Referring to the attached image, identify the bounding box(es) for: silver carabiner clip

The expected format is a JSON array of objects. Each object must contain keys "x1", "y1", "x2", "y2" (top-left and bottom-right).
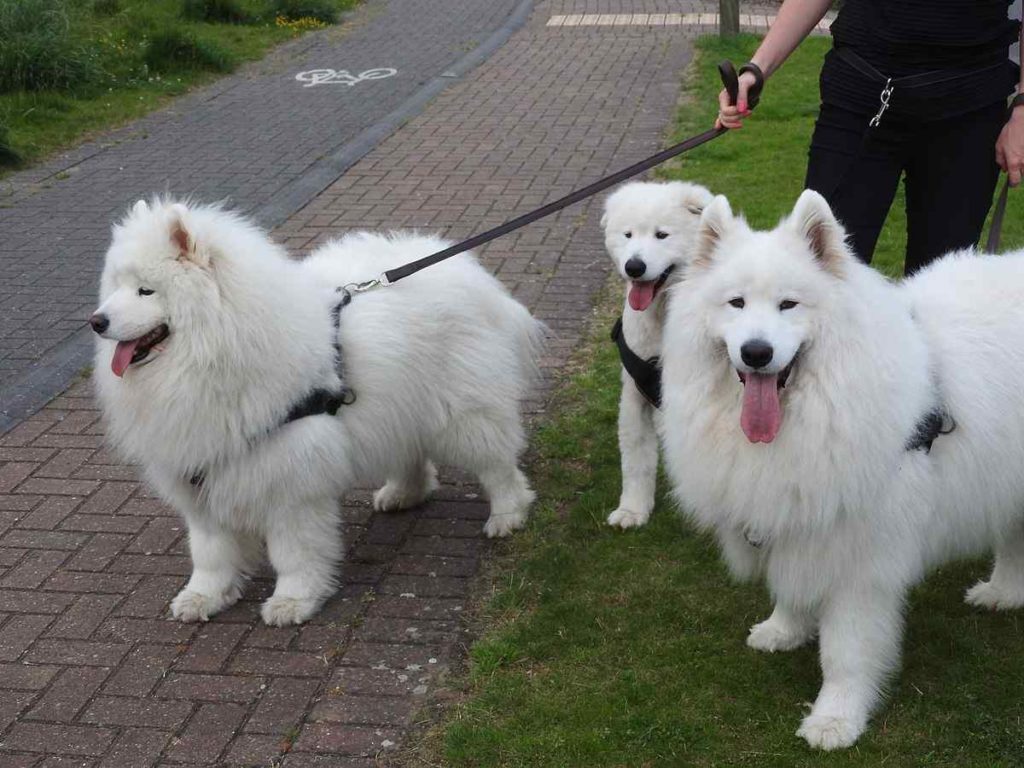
[
  {"x1": 869, "y1": 78, "x2": 893, "y2": 128},
  {"x1": 342, "y1": 273, "x2": 390, "y2": 294}
]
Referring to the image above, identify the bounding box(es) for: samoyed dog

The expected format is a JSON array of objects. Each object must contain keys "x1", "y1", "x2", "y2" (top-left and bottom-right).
[
  {"x1": 659, "y1": 189, "x2": 1024, "y2": 749},
  {"x1": 602, "y1": 181, "x2": 713, "y2": 528},
  {"x1": 92, "y1": 199, "x2": 543, "y2": 626}
]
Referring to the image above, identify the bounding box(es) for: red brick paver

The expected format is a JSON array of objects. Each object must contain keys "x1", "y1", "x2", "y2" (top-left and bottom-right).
[{"x1": 0, "y1": 0, "x2": 708, "y2": 764}]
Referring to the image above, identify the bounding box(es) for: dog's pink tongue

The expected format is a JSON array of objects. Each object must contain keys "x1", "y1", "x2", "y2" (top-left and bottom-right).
[
  {"x1": 628, "y1": 281, "x2": 657, "y2": 311},
  {"x1": 740, "y1": 373, "x2": 781, "y2": 443},
  {"x1": 111, "y1": 340, "x2": 140, "y2": 378}
]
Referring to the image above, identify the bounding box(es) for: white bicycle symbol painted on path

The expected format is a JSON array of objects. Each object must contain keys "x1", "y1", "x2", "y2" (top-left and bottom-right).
[{"x1": 295, "y1": 68, "x2": 398, "y2": 88}]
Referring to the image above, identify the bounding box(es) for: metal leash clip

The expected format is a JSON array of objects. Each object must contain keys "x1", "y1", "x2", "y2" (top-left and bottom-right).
[
  {"x1": 343, "y1": 274, "x2": 390, "y2": 294},
  {"x1": 869, "y1": 77, "x2": 893, "y2": 128}
]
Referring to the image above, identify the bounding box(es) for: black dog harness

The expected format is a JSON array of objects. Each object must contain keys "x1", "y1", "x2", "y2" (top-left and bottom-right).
[
  {"x1": 610, "y1": 317, "x2": 661, "y2": 408},
  {"x1": 905, "y1": 408, "x2": 955, "y2": 453},
  {"x1": 189, "y1": 288, "x2": 356, "y2": 488},
  {"x1": 282, "y1": 288, "x2": 356, "y2": 423}
]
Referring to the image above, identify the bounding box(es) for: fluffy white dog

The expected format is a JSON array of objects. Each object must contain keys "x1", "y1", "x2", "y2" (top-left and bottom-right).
[
  {"x1": 659, "y1": 189, "x2": 1024, "y2": 749},
  {"x1": 92, "y1": 199, "x2": 543, "y2": 626},
  {"x1": 601, "y1": 181, "x2": 713, "y2": 529}
]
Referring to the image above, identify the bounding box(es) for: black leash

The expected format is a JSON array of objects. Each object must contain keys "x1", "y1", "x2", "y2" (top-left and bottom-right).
[
  {"x1": 382, "y1": 127, "x2": 725, "y2": 284},
  {"x1": 340, "y1": 61, "x2": 761, "y2": 293},
  {"x1": 985, "y1": 175, "x2": 1012, "y2": 253}
]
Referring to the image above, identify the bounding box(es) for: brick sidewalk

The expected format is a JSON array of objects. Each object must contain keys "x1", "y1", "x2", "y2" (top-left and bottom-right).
[{"x1": 0, "y1": 0, "x2": 712, "y2": 764}]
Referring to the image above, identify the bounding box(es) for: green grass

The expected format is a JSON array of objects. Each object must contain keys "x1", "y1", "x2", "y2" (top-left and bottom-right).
[
  {"x1": 0, "y1": 0, "x2": 101, "y2": 93},
  {"x1": 0, "y1": 0, "x2": 355, "y2": 171},
  {"x1": 143, "y1": 28, "x2": 235, "y2": 73},
  {"x1": 268, "y1": 0, "x2": 344, "y2": 24},
  {"x1": 0, "y1": 118, "x2": 19, "y2": 167},
  {"x1": 181, "y1": 0, "x2": 256, "y2": 24},
  {"x1": 429, "y1": 37, "x2": 1024, "y2": 768}
]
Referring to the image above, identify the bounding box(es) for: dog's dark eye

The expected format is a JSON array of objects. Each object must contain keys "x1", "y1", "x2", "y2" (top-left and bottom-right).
[
  {"x1": 138, "y1": 287, "x2": 154, "y2": 296},
  {"x1": 728, "y1": 297, "x2": 745, "y2": 309},
  {"x1": 779, "y1": 299, "x2": 798, "y2": 311},
  {"x1": 624, "y1": 232, "x2": 632, "y2": 239},
  {"x1": 655, "y1": 231, "x2": 669, "y2": 240}
]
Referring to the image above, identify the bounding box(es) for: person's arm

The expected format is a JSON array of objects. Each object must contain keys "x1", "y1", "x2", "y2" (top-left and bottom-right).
[
  {"x1": 996, "y1": 21, "x2": 1024, "y2": 186},
  {"x1": 717, "y1": 0, "x2": 833, "y2": 129}
]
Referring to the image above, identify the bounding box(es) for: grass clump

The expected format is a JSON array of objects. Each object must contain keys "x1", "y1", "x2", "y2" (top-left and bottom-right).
[
  {"x1": 181, "y1": 0, "x2": 254, "y2": 24},
  {"x1": 0, "y1": 118, "x2": 20, "y2": 167},
  {"x1": 143, "y1": 28, "x2": 235, "y2": 73},
  {"x1": 0, "y1": 0, "x2": 101, "y2": 93},
  {"x1": 92, "y1": 0, "x2": 121, "y2": 15},
  {"x1": 269, "y1": 0, "x2": 346, "y2": 23}
]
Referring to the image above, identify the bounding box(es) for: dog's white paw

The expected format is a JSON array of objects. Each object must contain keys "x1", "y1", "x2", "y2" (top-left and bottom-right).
[
  {"x1": 964, "y1": 579, "x2": 1024, "y2": 611},
  {"x1": 796, "y1": 713, "x2": 864, "y2": 751},
  {"x1": 746, "y1": 617, "x2": 813, "y2": 652},
  {"x1": 483, "y1": 512, "x2": 527, "y2": 538},
  {"x1": 170, "y1": 587, "x2": 238, "y2": 623},
  {"x1": 261, "y1": 595, "x2": 320, "y2": 626},
  {"x1": 373, "y1": 483, "x2": 421, "y2": 512},
  {"x1": 607, "y1": 507, "x2": 650, "y2": 529}
]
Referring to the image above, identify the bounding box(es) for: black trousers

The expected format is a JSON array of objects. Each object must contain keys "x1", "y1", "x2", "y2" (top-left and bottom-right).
[{"x1": 805, "y1": 100, "x2": 1006, "y2": 275}]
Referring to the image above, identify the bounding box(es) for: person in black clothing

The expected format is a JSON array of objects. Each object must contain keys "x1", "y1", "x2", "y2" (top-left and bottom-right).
[{"x1": 717, "y1": 0, "x2": 1024, "y2": 274}]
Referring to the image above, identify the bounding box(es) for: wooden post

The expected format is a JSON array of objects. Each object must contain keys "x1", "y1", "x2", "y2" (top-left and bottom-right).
[{"x1": 720, "y1": 0, "x2": 740, "y2": 37}]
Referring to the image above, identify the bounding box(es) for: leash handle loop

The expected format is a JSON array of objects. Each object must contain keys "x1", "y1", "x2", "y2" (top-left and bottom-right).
[
  {"x1": 718, "y1": 60, "x2": 764, "y2": 110},
  {"x1": 718, "y1": 60, "x2": 740, "y2": 106}
]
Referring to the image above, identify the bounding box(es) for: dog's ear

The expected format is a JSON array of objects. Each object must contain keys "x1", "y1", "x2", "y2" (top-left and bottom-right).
[
  {"x1": 790, "y1": 190, "x2": 847, "y2": 277},
  {"x1": 680, "y1": 184, "x2": 713, "y2": 216},
  {"x1": 692, "y1": 195, "x2": 733, "y2": 268},
  {"x1": 132, "y1": 199, "x2": 149, "y2": 216},
  {"x1": 168, "y1": 204, "x2": 209, "y2": 268}
]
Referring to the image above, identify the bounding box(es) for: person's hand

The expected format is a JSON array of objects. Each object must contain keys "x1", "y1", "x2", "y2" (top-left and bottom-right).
[
  {"x1": 996, "y1": 106, "x2": 1024, "y2": 186},
  {"x1": 716, "y1": 71, "x2": 760, "y2": 130}
]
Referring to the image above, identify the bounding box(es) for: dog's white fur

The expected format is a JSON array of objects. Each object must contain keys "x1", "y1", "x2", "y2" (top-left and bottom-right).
[
  {"x1": 93, "y1": 200, "x2": 543, "y2": 626},
  {"x1": 659, "y1": 190, "x2": 1024, "y2": 749},
  {"x1": 601, "y1": 181, "x2": 713, "y2": 528}
]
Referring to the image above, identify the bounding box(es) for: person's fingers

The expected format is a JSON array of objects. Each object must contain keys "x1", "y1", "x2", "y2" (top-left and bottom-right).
[
  {"x1": 1008, "y1": 155, "x2": 1023, "y2": 186},
  {"x1": 737, "y1": 79, "x2": 751, "y2": 115},
  {"x1": 737, "y1": 72, "x2": 760, "y2": 115},
  {"x1": 717, "y1": 75, "x2": 762, "y2": 129},
  {"x1": 995, "y1": 137, "x2": 1008, "y2": 172}
]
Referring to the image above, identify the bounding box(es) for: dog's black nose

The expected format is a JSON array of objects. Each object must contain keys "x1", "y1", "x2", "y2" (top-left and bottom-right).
[
  {"x1": 624, "y1": 257, "x2": 646, "y2": 278},
  {"x1": 741, "y1": 339, "x2": 773, "y2": 369},
  {"x1": 89, "y1": 313, "x2": 109, "y2": 334}
]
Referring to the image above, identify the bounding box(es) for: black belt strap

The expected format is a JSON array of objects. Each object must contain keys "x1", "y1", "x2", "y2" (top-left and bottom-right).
[
  {"x1": 611, "y1": 317, "x2": 661, "y2": 408},
  {"x1": 834, "y1": 47, "x2": 1007, "y2": 92}
]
